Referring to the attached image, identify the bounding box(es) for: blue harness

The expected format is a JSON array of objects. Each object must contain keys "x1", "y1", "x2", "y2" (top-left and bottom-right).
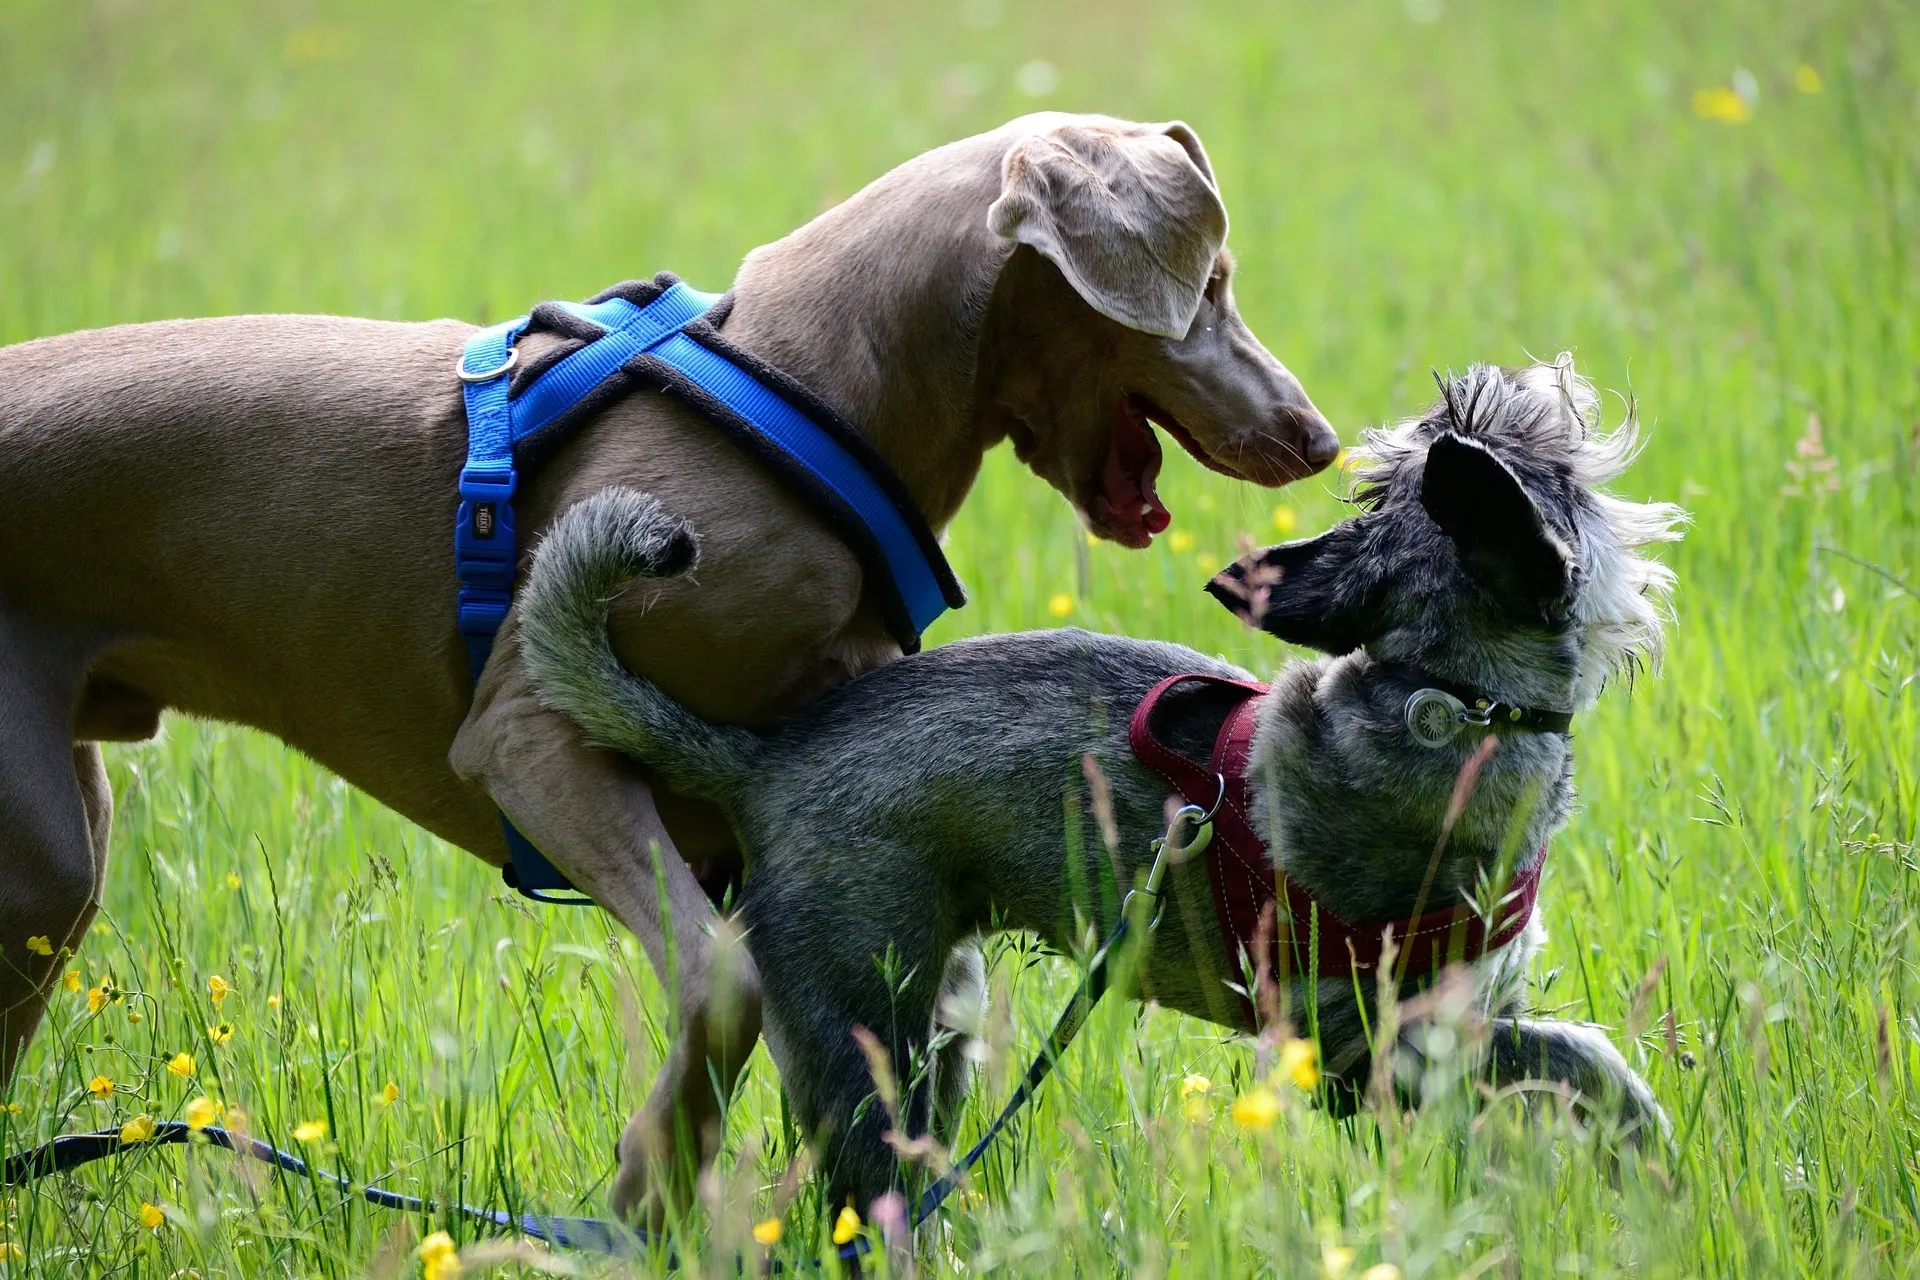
[{"x1": 455, "y1": 275, "x2": 964, "y2": 902}]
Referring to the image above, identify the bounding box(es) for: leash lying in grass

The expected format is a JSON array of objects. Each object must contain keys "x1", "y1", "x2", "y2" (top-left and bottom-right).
[{"x1": 2, "y1": 806, "x2": 1207, "y2": 1264}]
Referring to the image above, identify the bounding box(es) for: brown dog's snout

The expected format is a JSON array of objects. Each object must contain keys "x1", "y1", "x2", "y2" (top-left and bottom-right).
[{"x1": 1290, "y1": 404, "x2": 1342, "y2": 472}]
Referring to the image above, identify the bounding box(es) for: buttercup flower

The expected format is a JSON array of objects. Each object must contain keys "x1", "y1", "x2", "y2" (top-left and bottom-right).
[
  {"x1": 225, "y1": 872, "x2": 242, "y2": 890},
  {"x1": 1322, "y1": 1243, "x2": 1356, "y2": 1277},
  {"x1": 1047, "y1": 593, "x2": 1074, "y2": 618},
  {"x1": 832, "y1": 1205, "x2": 861, "y2": 1245},
  {"x1": 292, "y1": 1119, "x2": 327, "y2": 1143},
  {"x1": 208, "y1": 1023, "x2": 234, "y2": 1044},
  {"x1": 64, "y1": 970, "x2": 81, "y2": 992},
  {"x1": 87, "y1": 985, "x2": 107, "y2": 1014},
  {"x1": 87, "y1": 1075, "x2": 114, "y2": 1100},
  {"x1": 380, "y1": 1081, "x2": 400, "y2": 1106},
  {"x1": 417, "y1": 1230, "x2": 462, "y2": 1280},
  {"x1": 1231, "y1": 1085, "x2": 1281, "y2": 1130},
  {"x1": 1278, "y1": 1038, "x2": 1320, "y2": 1090},
  {"x1": 1794, "y1": 65, "x2": 1822, "y2": 93},
  {"x1": 1691, "y1": 86, "x2": 1752, "y2": 123},
  {"x1": 207, "y1": 975, "x2": 233, "y2": 1007},
  {"x1": 0, "y1": 1242, "x2": 21, "y2": 1260},
  {"x1": 120, "y1": 1114, "x2": 156, "y2": 1144},
  {"x1": 3, "y1": 1102, "x2": 22, "y2": 1115},
  {"x1": 1179, "y1": 1073, "x2": 1212, "y2": 1098},
  {"x1": 1271, "y1": 505, "x2": 1298, "y2": 535},
  {"x1": 139, "y1": 1202, "x2": 166, "y2": 1231},
  {"x1": 752, "y1": 1217, "x2": 783, "y2": 1246},
  {"x1": 26, "y1": 936, "x2": 52, "y2": 957},
  {"x1": 267, "y1": 993, "x2": 282, "y2": 1009},
  {"x1": 1168, "y1": 529, "x2": 1196, "y2": 553},
  {"x1": 185, "y1": 1096, "x2": 221, "y2": 1131},
  {"x1": 166, "y1": 1052, "x2": 195, "y2": 1078}
]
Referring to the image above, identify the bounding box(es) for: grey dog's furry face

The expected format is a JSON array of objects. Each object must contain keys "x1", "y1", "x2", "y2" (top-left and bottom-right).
[{"x1": 1209, "y1": 356, "x2": 1685, "y2": 713}]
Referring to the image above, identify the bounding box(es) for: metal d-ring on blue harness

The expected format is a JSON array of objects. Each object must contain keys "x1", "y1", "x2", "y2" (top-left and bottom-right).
[
  {"x1": 451, "y1": 277, "x2": 964, "y2": 902},
  {"x1": 1, "y1": 800, "x2": 1219, "y2": 1264}
]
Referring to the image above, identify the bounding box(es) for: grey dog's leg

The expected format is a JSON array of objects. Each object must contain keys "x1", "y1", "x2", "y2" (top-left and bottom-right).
[
  {"x1": 931, "y1": 942, "x2": 986, "y2": 1144},
  {"x1": 0, "y1": 617, "x2": 107, "y2": 1084},
  {"x1": 1487, "y1": 1016, "x2": 1669, "y2": 1145},
  {"x1": 750, "y1": 888, "x2": 951, "y2": 1212}
]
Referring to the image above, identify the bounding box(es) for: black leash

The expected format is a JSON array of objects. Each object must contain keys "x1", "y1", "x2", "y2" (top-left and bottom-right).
[
  {"x1": 2, "y1": 1121, "x2": 636, "y2": 1254},
  {"x1": 4, "y1": 804, "x2": 1213, "y2": 1265}
]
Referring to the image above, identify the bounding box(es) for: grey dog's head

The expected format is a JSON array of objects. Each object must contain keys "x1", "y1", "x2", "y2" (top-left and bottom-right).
[{"x1": 1209, "y1": 356, "x2": 1685, "y2": 710}]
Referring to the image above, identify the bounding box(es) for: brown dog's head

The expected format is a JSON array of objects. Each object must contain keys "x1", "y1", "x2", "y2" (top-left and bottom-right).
[{"x1": 978, "y1": 117, "x2": 1338, "y2": 547}]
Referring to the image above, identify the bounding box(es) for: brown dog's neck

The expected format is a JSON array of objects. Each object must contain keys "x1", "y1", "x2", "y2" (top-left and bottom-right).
[{"x1": 714, "y1": 132, "x2": 1020, "y2": 536}]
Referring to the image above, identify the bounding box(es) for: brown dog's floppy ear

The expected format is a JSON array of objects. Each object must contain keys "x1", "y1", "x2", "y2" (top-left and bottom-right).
[
  {"x1": 987, "y1": 121, "x2": 1228, "y2": 339},
  {"x1": 1206, "y1": 525, "x2": 1384, "y2": 654}
]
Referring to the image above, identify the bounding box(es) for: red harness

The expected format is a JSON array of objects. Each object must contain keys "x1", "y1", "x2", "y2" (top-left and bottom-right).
[{"x1": 1128, "y1": 675, "x2": 1544, "y2": 1004}]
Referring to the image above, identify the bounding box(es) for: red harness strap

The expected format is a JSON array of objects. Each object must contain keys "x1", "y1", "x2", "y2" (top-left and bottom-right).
[{"x1": 1128, "y1": 675, "x2": 1544, "y2": 1004}]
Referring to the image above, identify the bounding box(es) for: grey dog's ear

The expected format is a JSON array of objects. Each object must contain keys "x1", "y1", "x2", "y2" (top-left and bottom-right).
[
  {"x1": 1206, "y1": 524, "x2": 1385, "y2": 654},
  {"x1": 987, "y1": 121, "x2": 1228, "y2": 339},
  {"x1": 1420, "y1": 433, "x2": 1574, "y2": 620}
]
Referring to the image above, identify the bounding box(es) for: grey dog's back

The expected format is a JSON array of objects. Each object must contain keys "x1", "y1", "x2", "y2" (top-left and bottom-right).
[{"x1": 522, "y1": 488, "x2": 1247, "y2": 939}]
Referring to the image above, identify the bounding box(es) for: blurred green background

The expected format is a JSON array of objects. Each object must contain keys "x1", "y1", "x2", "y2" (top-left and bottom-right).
[{"x1": 1, "y1": 1, "x2": 1915, "y2": 1276}]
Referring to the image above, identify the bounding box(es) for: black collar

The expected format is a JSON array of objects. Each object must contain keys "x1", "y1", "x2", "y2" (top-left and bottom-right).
[{"x1": 1381, "y1": 664, "x2": 1574, "y2": 747}]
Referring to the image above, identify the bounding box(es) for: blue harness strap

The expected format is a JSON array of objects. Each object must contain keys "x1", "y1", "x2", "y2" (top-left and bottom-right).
[{"x1": 456, "y1": 276, "x2": 963, "y2": 903}]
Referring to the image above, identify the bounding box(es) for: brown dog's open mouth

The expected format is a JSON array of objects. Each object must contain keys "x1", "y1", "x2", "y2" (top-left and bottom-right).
[{"x1": 1087, "y1": 394, "x2": 1244, "y2": 548}]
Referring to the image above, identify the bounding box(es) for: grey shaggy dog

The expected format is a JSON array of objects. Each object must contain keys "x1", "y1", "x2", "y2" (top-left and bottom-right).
[{"x1": 519, "y1": 356, "x2": 1684, "y2": 1213}]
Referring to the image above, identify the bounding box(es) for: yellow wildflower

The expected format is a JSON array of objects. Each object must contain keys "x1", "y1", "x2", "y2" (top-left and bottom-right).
[
  {"x1": 267, "y1": 993, "x2": 282, "y2": 1009},
  {"x1": 1322, "y1": 1243, "x2": 1356, "y2": 1277},
  {"x1": 832, "y1": 1205, "x2": 861, "y2": 1245},
  {"x1": 1231, "y1": 1085, "x2": 1281, "y2": 1130},
  {"x1": 139, "y1": 1201, "x2": 166, "y2": 1231},
  {"x1": 1195, "y1": 552, "x2": 1220, "y2": 574},
  {"x1": 417, "y1": 1231, "x2": 462, "y2": 1280},
  {"x1": 226, "y1": 871, "x2": 242, "y2": 890},
  {"x1": 1047, "y1": 592, "x2": 1074, "y2": 618},
  {"x1": 1691, "y1": 86, "x2": 1752, "y2": 123},
  {"x1": 0, "y1": 1242, "x2": 20, "y2": 1260},
  {"x1": 2, "y1": 1102, "x2": 21, "y2": 1114},
  {"x1": 126, "y1": 1010, "x2": 143, "y2": 1024},
  {"x1": 207, "y1": 975, "x2": 232, "y2": 1007},
  {"x1": 1182, "y1": 1093, "x2": 1212, "y2": 1124},
  {"x1": 1277, "y1": 1038, "x2": 1320, "y2": 1091},
  {"x1": 119, "y1": 1114, "x2": 156, "y2": 1144},
  {"x1": 1794, "y1": 65, "x2": 1823, "y2": 94},
  {"x1": 1362, "y1": 1265, "x2": 1403, "y2": 1280},
  {"x1": 87, "y1": 1075, "x2": 114, "y2": 1100},
  {"x1": 1167, "y1": 529, "x2": 1196, "y2": 553},
  {"x1": 87, "y1": 985, "x2": 107, "y2": 1014},
  {"x1": 185, "y1": 1096, "x2": 222, "y2": 1131},
  {"x1": 26, "y1": 936, "x2": 52, "y2": 957},
  {"x1": 292, "y1": 1119, "x2": 327, "y2": 1143},
  {"x1": 64, "y1": 969, "x2": 81, "y2": 993},
  {"x1": 1271, "y1": 505, "x2": 1298, "y2": 535},
  {"x1": 166, "y1": 1052, "x2": 195, "y2": 1078},
  {"x1": 380, "y1": 1081, "x2": 400, "y2": 1106},
  {"x1": 751, "y1": 1217, "x2": 783, "y2": 1246},
  {"x1": 208, "y1": 1023, "x2": 233, "y2": 1044},
  {"x1": 1179, "y1": 1073, "x2": 1212, "y2": 1098}
]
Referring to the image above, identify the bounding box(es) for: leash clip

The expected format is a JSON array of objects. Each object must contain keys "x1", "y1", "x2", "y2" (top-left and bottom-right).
[{"x1": 1129, "y1": 796, "x2": 1218, "y2": 931}]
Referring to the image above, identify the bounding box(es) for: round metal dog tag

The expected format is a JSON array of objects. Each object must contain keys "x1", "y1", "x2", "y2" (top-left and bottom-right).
[{"x1": 1404, "y1": 688, "x2": 1466, "y2": 748}]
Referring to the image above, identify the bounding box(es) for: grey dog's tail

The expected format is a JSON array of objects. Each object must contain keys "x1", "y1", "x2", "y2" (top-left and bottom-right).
[{"x1": 520, "y1": 487, "x2": 762, "y2": 806}]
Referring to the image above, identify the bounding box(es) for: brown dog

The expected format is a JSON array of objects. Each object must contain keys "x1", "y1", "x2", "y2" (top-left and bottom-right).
[{"x1": 0, "y1": 112, "x2": 1334, "y2": 1214}]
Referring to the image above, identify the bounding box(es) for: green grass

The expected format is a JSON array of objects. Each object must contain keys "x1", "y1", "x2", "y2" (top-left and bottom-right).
[{"x1": 3, "y1": 0, "x2": 1917, "y2": 1274}]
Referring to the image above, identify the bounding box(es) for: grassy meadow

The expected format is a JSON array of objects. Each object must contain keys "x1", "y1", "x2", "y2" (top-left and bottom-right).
[{"x1": 3, "y1": 0, "x2": 1917, "y2": 1274}]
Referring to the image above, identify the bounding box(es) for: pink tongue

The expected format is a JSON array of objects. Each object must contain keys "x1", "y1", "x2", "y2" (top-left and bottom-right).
[{"x1": 1099, "y1": 409, "x2": 1169, "y2": 543}]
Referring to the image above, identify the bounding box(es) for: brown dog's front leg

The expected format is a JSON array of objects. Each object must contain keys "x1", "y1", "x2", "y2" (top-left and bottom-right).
[{"x1": 449, "y1": 622, "x2": 762, "y2": 1224}]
